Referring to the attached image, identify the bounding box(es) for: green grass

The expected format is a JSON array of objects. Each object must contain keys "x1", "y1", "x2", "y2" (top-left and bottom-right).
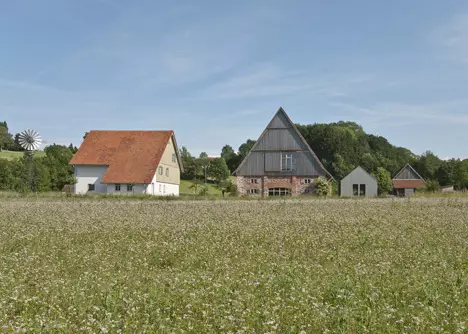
[
  {"x1": 0, "y1": 150, "x2": 46, "y2": 160},
  {"x1": 180, "y1": 178, "x2": 236, "y2": 196},
  {"x1": 1, "y1": 198, "x2": 468, "y2": 332}
]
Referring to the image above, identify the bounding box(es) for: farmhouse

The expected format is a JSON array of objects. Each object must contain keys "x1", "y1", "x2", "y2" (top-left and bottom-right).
[
  {"x1": 69, "y1": 130, "x2": 183, "y2": 196},
  {"x1": 392, "y1": 164, "x2": 425, "y2": 197},
  {"x1": 340, "y1": 166, "x2": 378, "y2": 197},
  {"x1": 233, "y1": 107, "x2": 333, "y2": 196}
]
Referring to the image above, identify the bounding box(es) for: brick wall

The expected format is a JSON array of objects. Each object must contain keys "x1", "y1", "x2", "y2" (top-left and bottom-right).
[{"x1": 237, "y1": 176, "x2": 318, "y2": 196}]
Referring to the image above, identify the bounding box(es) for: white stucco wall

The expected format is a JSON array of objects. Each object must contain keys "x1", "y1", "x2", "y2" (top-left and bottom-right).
[
  {"x1": 146, "y1": 181, "x2": 179, "y2": 196},
  {"x1": 106, "y1": 184, "x2": 148, "y2": 195},
  {"x1": 74, "y1": 165, "x2": 108, "y2": 194},
  {"x1": 73, "y1": 166, "x2": 179, "y2": 196}
]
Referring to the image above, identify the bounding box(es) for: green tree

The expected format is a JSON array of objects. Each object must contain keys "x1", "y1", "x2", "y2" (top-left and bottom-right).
[
  {"x1": 208, "y1": 157, "x2": 230, "y2": 183},
  {"x1": 221, "y1": 145, "x2": 241, "y2": 173},
  {"x1": 43, "y1": 144, "x2": 75, "y2": 191},
  {"x1": 217, "y1": 179, "x2": 237, "y2": 197},
  {"x1": 180, "y1": 146, "x2": 197, "y2": 179},
  {"x1": 425, "y1": 179, "x2": 440, "y2": 192},
  {"x1": 238, "y1": 139, "x2": 256, "y2": 159},
  {"x1": 372, "y1": 167, "x2": 393, "y2": 195},
  {"x1": 0, "y1": 125, "x2": 7, "y2": 151},
  {"x1": 0, "y1": 159, "x2": 15, "y2": 190},
  {"x1": 13, "y1": 133, "x2": 25, "y2": 151}
]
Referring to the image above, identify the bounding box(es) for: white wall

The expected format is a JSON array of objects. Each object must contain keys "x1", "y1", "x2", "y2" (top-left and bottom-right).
[
  {"x1": 74, "y1": 166, "x2": 179, "y2": 196},
  {"x1": 340, "y1": 167, "x2": 378, "y2": 197},
  {"x1": 147, "y1": 181, "x2": 179, "y2": 196},
  {"x1": 74, "y1": 165, "x2": 108, "y2": 194},
  {"x1": 106, "y1": 184, "x2": 148, "y2": 195}
]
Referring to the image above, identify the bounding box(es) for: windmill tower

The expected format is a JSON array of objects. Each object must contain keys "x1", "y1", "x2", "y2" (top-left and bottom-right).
[{"x1": 18, "y1": 129, "x2": 42, "y2": 191}]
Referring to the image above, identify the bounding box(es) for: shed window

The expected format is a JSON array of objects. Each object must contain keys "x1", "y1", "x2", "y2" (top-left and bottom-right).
[
  {"x1": 127, "y1": 184, "x2": 133, "y2": 192},
  {"x1": 360, "y1": 184, "x2": 366, "y2": 196},
  {"x1": 166, "y1": 168, "x2": 170, "y2": 177},
  {"x1": 268, "y1": 188, "x2": 291, "y2": 196},
  {"x1": 115, "y1": 184, "x2": 121, "y2": 192},
  {"x1": 248, "y1": 189, "x2": 260, "y2": 195},
  {"x1": 353, "y1": 184, "x2": 359, "y2": 196},
  {"x1": 281, "y1": 152, "x2": 296, "y2": 171},
  {"x1": 88, "y1": 184, "x2": 95, "y2": 191},
  {"x1": 158, "y1": 166, "x2": 163, "y2": 175}
]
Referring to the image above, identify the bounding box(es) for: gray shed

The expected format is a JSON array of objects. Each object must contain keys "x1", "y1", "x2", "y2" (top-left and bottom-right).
[{"x1": 340, "y1": 166, "x2": 378, "y2": 197}]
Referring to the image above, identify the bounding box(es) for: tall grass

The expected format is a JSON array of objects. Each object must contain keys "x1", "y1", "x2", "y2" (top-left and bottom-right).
[{"x1": 1, "y1": 198, "x2": 467, "y2": 332}]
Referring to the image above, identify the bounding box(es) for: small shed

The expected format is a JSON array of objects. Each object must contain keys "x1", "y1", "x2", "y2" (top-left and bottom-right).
[
  {"x1": 340, "y1": 166, "x2": 378, "y2": 197},
  {"x1": 441, "y1": 185, "x2": 454, "y2": 193},
  {"x1": 392, "y1": 164, "x2": 425, "y2": 197}
]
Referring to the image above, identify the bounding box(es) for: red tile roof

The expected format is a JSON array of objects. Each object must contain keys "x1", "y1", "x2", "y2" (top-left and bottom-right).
[
  {"x1": 393, "y1": 180, "x2": 425, "y2": 189},
  {"x1": 69, "y1": 130, "x2": 173, "y2": 184}
]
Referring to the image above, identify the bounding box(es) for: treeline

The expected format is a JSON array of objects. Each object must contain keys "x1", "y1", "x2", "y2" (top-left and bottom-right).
[
  {"x1": 207, "y1": 121, "x2": 468, "y2": 190},
  {"x1": 0, "y1": 144, "x2": 76, "y2": 192}
]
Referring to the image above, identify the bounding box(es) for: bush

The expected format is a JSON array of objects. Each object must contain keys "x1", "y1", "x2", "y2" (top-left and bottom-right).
[
  {"x1": 425, "y1": 179, "x2": 440, "y2": 192},
  {"x1": 316, "y1": 177, "x2": 331, "y2": 196}
]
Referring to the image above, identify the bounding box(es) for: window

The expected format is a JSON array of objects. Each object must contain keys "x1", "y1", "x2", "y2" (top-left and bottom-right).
[
  {"x1": 281, "y1": 152, "x2": 296, "y2": 171},
  {"x1": 159, "y1": 184, "x2": 162, "y2": 193},
  {"x1": 303, "y1": 178, "x2": 312, "y2": 184},
  {"x1": 127, "y1": 184, "x2": 133, "y2": 192},
  {"x1": 248, "y1": 189, "x2": 261, "y2": 195},
  {"x1": 166, "y1": 168, "x2": 170, "y2": 177},
  {"x1": 163, "y1": 185, "x2": 166, "y2": 194},
  {"x1": 360, "y1": 184, "x2": 366, "y2": 196},
  {"x1": 88, "y1": 184, "x2": 95, "y2": 191},
  {"x1": 158, "y1": 166, "x2": 163, "y2": 175},
  {"x1": 249, "y1": 178, "x2": 258, "y2": 184},
  {"x1": 172, "y1": 153, "x2": 176, "y2": 163},
  {"x1": 115, "y1": 184, "x2": 121, "y2": 192},
  {"x1": 268, "y1": 188, "x2": 291, "y2": 196},
  {"x1": 353, "y1": 184, "x2": 359, "y2": 196}
]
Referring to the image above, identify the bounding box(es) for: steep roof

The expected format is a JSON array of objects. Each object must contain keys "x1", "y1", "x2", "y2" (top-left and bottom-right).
[
  {"x1": 342, "y1": 166, "x2": 377, "y2": 182},
  {"x1": 69, "y1": 130, "x2": 182, "y2": 183},
  {"x1": 392, "y1": 164, "x2": 425, "y2": 189},
  {"x1": 233, "y1": 107, "x2": 334, "y2": 179},
  {"x1": 393, "y1": 164, "x2": 424, "y2": 181}
]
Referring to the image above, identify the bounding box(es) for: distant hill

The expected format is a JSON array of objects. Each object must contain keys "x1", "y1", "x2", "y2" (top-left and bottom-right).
[{"x1": 0, "y1": 151, "x2": 46, "y2": 161}]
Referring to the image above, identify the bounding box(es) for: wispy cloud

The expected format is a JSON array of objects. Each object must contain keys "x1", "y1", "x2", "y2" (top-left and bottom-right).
[
  {"x1": 331, "y1": 100, "x2": 468, "y2": 126},
  {"x1": 199, "y1": 63, "x2": 374, "y2": 99},
  {"x1": 436, "y1": 13, "x2": 468, "y2": 63}
]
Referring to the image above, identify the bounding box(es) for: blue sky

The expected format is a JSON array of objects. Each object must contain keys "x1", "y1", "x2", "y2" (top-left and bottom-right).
[{"x1": 1, "y1": 0, "x2": 468, "y2": 158}]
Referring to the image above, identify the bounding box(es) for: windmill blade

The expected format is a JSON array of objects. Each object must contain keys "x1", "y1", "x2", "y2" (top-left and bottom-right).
[{"x1": 19, "y1": 128, "x2": 42, "y2": 151}]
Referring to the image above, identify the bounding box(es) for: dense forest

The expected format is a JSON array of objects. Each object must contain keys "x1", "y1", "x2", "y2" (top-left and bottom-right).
[{"x1": 1, "y1": 119, "x2": 467, "y2": 193}]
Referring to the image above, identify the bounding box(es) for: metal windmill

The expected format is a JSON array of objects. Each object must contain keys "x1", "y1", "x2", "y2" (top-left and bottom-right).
[{"x1": 18, "y1": 129, "x2": 42, "y2": 191}]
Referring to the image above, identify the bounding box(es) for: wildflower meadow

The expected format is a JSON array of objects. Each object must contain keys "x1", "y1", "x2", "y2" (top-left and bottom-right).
[{"x1": 1, "y1": 197, "x2": 467, "y2": 332}]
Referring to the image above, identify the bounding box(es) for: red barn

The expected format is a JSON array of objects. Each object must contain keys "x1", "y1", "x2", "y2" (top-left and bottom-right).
[{"x1": 392, "y1": 164, "x2": 425, "y2": 197}]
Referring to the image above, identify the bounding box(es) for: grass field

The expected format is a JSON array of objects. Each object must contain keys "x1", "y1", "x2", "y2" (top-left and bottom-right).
[
  {"x1": 0, "y1": 150, "x2": 46, "y2": 160},
  {"x1": 1, "y1": 198, "x2": 468, "y2": 332},
  {"x1": 179, "y1": 179, "x2": 222, "y2": 195}
]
